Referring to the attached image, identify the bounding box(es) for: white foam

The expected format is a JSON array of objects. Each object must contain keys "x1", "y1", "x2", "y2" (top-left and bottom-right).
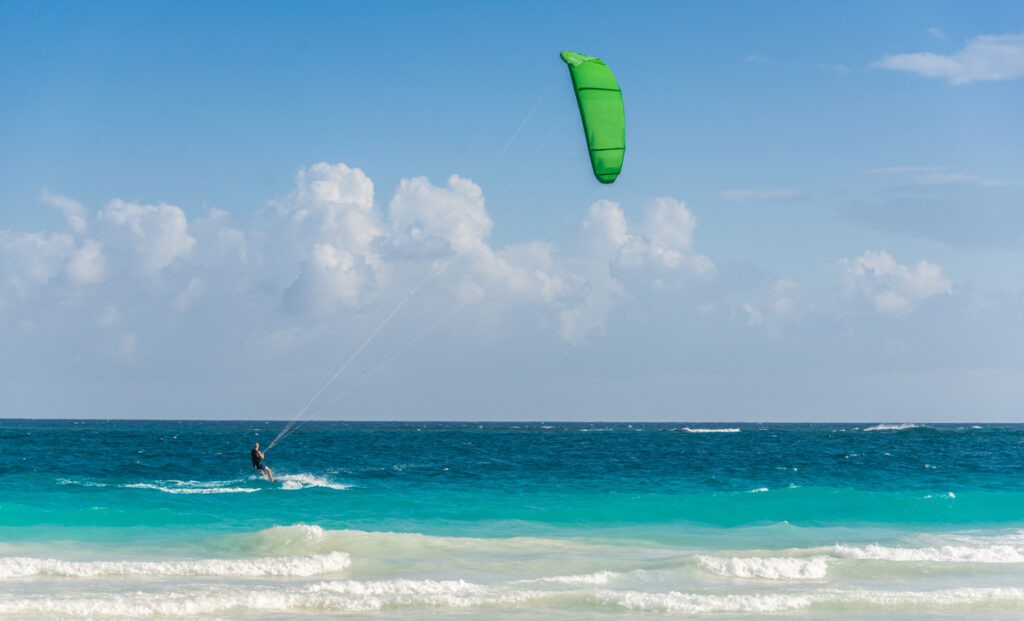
[
  {"x1": 601, "y1": 589, "x2": 814, "y2": 613},
  {"x1": 749, "y1": 487, "x2": 769, "y2": 493},
  {"x1": 278, "y1": 473, "x2": 351, "y2": 491},
  {"x1": 0, "y1": 579, "x2": 547, "y2": 616},
  {"x1": 862, "y1": 423, "x2": 926, "y2": 431},
  {"x1": 831, "y1": 543, "x2": 1024, "y2": 563},
  {"x1": 601, "y1": 587, "x2": 1024, "y2": 614},
  {"x1": 55, "y1": 478, "x2": 108, "y2": 487},
  {"x1": 121, "y1": 480, "x2": 259, "y2": 494},
  {"x1": 681, "y1": 427, "x2": 741, "y2": 433},
  {"x1": 523, "y1": 571, "x2": 618, "y2": 585},
  {"x1": 698, "y1": 555, "x2": 829, "y2": 580},
  {"x1": 0, "y1": 551, "x2": 350, "y2": 578}
]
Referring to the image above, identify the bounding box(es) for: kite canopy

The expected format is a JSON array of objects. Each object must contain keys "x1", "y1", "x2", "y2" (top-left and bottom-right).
[{"x1": 560, "y1": 51, "x2": 624, "y2": 184}]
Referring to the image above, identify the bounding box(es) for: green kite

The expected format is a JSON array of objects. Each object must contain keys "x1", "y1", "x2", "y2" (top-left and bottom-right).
[{"x1": 560, "y1": 51, "x2": 625, "y2": 184}]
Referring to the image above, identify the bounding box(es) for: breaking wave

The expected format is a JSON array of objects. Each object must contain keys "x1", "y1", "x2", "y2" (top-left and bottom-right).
[
  {"x1": 0, "y1": 551, "x2": 350, "y2": 579},
  {"x1": 831, "y1": 543, "x2": 1024, "y2": 563},
  {"x1": 698, "y1": 555, "x2": 829, "y2": 580},
  {"x1": 5, "y1": 583, "x2": 1024, "y2": 617}
]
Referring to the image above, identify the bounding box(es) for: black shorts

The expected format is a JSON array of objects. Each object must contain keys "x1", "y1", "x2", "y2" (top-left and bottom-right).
[{"x1": 254, "y1": 462, "x2": 266, "y2": 471}]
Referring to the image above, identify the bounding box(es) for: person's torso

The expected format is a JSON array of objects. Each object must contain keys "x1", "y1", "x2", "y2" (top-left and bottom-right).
[{"x1": 250, "y1": 449, "x2": 260, "y2": 466}]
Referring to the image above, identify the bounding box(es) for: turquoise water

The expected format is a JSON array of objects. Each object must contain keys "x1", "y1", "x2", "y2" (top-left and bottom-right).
[{"x1": 3, "y1": 420, "x2": 1024, "y2": 618}]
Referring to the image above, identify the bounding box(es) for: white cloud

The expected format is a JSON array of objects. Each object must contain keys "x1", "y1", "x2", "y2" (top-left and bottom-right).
[
  {"x1": 0, "y1": 231, "x2": 75, "y2": 298},
  {"x1": 873, "y1": 32, "x2": 1024, "y2": 84},
  {"x1": 65, "y1": 239, "x2": 106, "y2": 285},
  {"x1": 743, "y1": 303, "x2": 763, "y2": 327},
  {"x1": 745, "y1": 53, "x2": 769, "y2": 64},
  {"x1": 863, "y1": 165, "x2": 950, "y2": 175},
  {"x1": 41, "y1": 189, "x2": 88, "y2": 234},
  {"x1": 99, "y1": 199, "x2": 196, "y2": 275},
  {"x1": 389, "y1": 174, "x2": 492, "y2": 255},
  {"x1": 284, "y1": 242, "x2": 371, "y2": 314},
  {"x1": 721, "y1": 188, "x2": 802, "y2": 203},
  {"x1": 929, "y1": 27, "x2": 946, "y2": 41},
  {"x1": 638, "y1": 197, "x2": 697, "y2": 268},
  {"x1": 2, "y1": 163, "x2": 718, "y2": 355},
  {"x1": 838, "y1": 250, "x2": 952, "y2": 314},
  {"x1": 174, "y1": 277, "x2": 205, "y2": 311},
  {"x1": 912, "y1": 172, "x2": 1018, "y2": 187},
  {"x1": 771, "y1": 280, "x2": 797, "y2": 316},
  {"x1": 559, "y1": 198, "x2": 714, "y2": 343},
  {"x1": 862, "y1": 165, "x2": 1015, "y2": 187}
]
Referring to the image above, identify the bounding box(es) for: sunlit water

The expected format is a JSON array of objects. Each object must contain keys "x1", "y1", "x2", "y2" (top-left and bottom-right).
[{"x1": 3, "y1": 420, "x2": 1024, "y2": 619}]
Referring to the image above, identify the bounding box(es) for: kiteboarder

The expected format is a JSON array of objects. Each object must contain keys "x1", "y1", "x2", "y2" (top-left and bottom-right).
[{"x1": 251, "y1": 443, "x2": 274, "y2": 481}]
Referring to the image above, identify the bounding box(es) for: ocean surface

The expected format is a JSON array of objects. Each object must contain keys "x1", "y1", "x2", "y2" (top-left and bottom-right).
[{"x1": 3, "y1": 420, "x2": 1024, "y2": 619}]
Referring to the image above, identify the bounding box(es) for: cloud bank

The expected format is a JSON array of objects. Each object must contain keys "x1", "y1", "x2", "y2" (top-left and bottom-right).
[{"x1": 2, "y1": 162, "x2": 989, "y2": 420}]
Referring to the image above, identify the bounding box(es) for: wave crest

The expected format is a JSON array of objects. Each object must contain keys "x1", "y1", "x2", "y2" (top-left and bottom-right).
[
  {"x1": 0, "y1": 551, "x2": 350, "y2": 579},
  {"x1": 698, "y1": 555, "x2": 828, "y2": 580}
]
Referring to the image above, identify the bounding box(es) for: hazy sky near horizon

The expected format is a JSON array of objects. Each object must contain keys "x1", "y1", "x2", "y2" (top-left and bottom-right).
[{"x1": 2, "y1": 1, "x2": 1023, "y2": 421}]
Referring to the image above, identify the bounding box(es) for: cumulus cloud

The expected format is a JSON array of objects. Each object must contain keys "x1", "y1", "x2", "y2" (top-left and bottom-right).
[
  {"x1": 99, "y1": 199, "x2": 196, "y2": 275},
  {"x1": 41, "y1": 189, "x2": 88, "y2": 234},
  {"x1": 837, "y1": 250, "x2": 952, "y2": 314},
  {"x1": 721, "y1": 188, "x2": 802, "y2": 202},
  {"x1": 3, "y1": 162, "x2": 719, "y2": 355},
  {"x1": 560, "y1": 197, "x2": 714, "y2": 343},
  {"x1": 390, "y1": 174, "x2": 492, "y2": 255},
  {"x1": 873, "y1": 32, "x2": 1024, "y2": 84},
  {"x1": 65, "y1": 239, "x2": 106, "y2": 285}
]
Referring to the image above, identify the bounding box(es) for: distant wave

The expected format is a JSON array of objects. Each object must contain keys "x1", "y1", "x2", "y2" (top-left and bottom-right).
[
  {"x1": 862, "y1": 423, "x2": 928, "y2": 432},
  {"x1": 0, "y1": 551, "x2": 350, "y2": 579},
  {"x1": 698, "y1": 555, "x2": 828, "y2": 580},
  {"x1": 681, "y1": 427, "x2": 741, "y2": 433}
]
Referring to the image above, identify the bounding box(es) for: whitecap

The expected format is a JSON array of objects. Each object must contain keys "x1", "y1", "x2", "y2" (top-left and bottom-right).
[
  {"x1": 698, "y1": 555, "x2": 828, "y2": 580},
  {"x1": 862, "y1": 423, "x2": 926, "y2": 432},
  {"x1": 681, "y1": 427, "x2": 741, "y2": 433}
]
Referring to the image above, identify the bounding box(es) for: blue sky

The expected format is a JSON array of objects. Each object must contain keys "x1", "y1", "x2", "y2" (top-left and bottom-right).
[{"x1": 2, "y1": 1, "x2": 1023, "y2": 420}]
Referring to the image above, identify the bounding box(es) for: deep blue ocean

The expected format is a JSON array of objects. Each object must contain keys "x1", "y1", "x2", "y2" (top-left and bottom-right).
[{"x1": 3, "y1": 420, "x2": 1024, "y2": 618}]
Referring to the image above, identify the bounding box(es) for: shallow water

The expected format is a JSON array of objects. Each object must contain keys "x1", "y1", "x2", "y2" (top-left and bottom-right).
[{"x1": 3, "y1": 420, "x2": 1024, "y2": 618}]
